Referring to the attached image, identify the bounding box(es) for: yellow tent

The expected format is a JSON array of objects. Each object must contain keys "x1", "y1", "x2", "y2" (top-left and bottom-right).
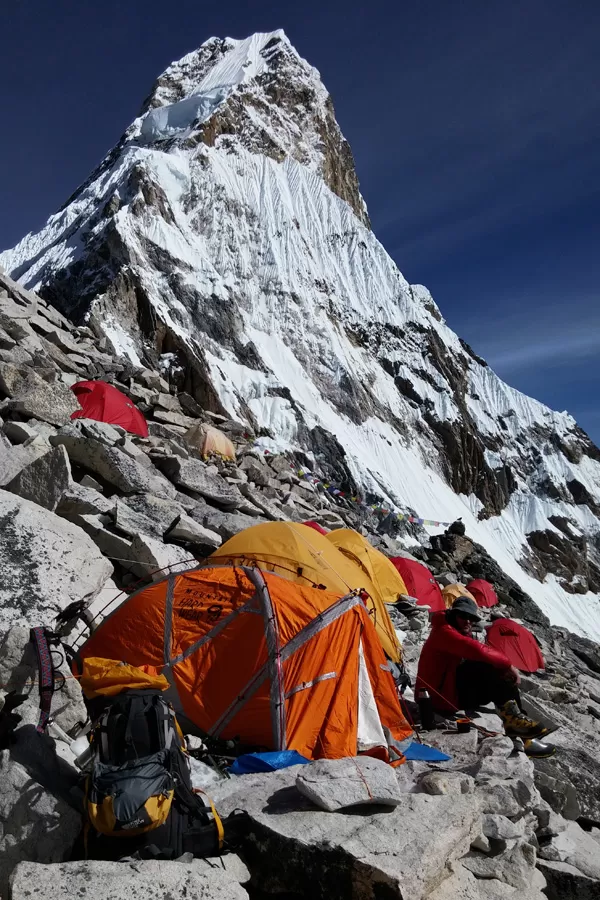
[
  {"x1": 210, "y1": 521, "x2": 402, "y2": 662},
  {"x1": 326, "y1": 529, "x2": 409, "y2": 601},
  {"x1": 441, "y1": 583, "x2": 478, "y2": 609}
]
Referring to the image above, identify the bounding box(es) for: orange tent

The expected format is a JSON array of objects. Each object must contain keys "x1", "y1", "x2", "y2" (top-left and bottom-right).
[
  {"x1": 77, "y1": 565, "x2": 413, "y2": 763},
  {"x1": 210, "y1": 522, "x2": 402, "y2": 662}
]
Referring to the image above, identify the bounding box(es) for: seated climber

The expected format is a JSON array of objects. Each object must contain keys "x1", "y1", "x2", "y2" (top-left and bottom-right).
[{"x1": 416, "y1": 596, "x2": 547, "y2": 738}]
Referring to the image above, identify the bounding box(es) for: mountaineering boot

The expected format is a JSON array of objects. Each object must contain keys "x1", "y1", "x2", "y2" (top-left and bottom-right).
[
  {"x1": 523, "y1": 738, "x2": 556, "y2": 758},
  {"x1": 497, "y1": 700, "x2": 548, "y2": 739}
]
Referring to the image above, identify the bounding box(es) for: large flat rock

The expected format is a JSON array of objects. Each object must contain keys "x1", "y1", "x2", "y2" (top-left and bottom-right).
[
  {"x1": 189, "y1": 503, "x2": 267, "y2": 539},
  {"x1": 535, "y1": 748, "x2": 600, "y2": 824},
  {"x1": 296, "y1": 756, "x2": 403, "y2": 811},
  {"x1": 0, "y1": 361, "x2": 79, "y2": 425},
  {"x1": 538, "y1": 859, "x2": 600, "y2": 900},
  {"x1": 213, "y1": 766, "x2": 482, "y2": 900},
  {"x1": 539, "y1": 820, "x2": 600, "y2": 881},
  {"x1": 0, "y1": 489, "x2": 113, "y2": 628},
  {"x1": 428, "y1": 862, "x2": 546, "y2": 900},
  {"x1": 9, "y1": 859, "x2": 249, "y2": 900},
  {"x1": 51, "y1": 425, "x2": 176, "y2": 499},
  {"x1": 157, "y1": 456, "x2": 243, "y2": 508},
  {"x1": 6, "y1": 445, "x2": 72, "y2": 510},
  {"x1": 0, "y1": 436, "x2": 49, "y2": 487},
  {"x1": 0, "y1": 751, "x2": 82, "y2": 898}
]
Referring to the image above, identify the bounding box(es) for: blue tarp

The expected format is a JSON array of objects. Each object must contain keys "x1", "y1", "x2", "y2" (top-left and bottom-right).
[
  {"x1": 403, "y1": 742, "x2": 451, "y2": 762},
  {"x1": 229, "y1": 750, "x2": 310, "y2": 775}
]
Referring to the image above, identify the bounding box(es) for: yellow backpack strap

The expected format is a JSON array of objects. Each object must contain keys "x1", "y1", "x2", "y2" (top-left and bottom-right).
[{"x1": 194, "y1": 789, "x2": 225, "y2": 851}]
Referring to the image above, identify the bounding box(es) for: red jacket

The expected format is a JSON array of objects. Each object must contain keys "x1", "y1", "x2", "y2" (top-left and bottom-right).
[{"x1": 416, "y1": 612, "x2": 512, "y2": 713}]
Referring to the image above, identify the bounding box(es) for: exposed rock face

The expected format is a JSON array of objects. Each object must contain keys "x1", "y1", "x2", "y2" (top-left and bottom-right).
[
  {"x1": 213, "y1": 766, "x2": 482, "y2": 900},
  {"x1": 156, "y1": 456, "x2": 243, "y2": 508},
  {"x1": 50, "y1": 425, "x2": 177, "y2": 499},
  {"x1": 536, "y1": 748, "x2": 600, "y2": 825},
  {"x1": 0, "y1": 489, "x2": 113, "y2": 629},
  {"x1": 9, "y1": 859, "x2": 250, "y2": 900},
  {"x1": 0, "y1": 752, "x2": 82, "y2": 897},
  {"x1": 0, "y1": 360, "x2": 79, "y2": 426},
  {"x1": 538, "y1": 858, "x2": 600, "y2": 900},
  {"x1": 7, "y1": 445, "x2": 72, "y2": 511}
]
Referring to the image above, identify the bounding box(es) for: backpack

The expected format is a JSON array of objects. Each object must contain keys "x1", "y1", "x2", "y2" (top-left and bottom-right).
[{"x1": 84, "y1": 688, "x2": 224, "y2": 858}]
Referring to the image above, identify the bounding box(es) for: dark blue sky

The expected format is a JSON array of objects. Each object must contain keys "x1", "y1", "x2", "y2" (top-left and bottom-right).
[{"x1": 1, "y1": 0, "x2": 599, "y2": 442}]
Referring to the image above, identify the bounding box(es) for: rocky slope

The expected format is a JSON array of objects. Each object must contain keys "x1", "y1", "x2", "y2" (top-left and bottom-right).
[
  {"x1": 1, "y1": 264, "x2": 600, "y2": 899},
  {"x1": 2, "y1": 32, "x2": 600, "y2": 641}
]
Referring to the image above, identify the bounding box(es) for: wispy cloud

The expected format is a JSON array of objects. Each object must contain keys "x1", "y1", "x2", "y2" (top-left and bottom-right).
[
  {"x1": 462, "y1": 294, "x2": 600, "y2": 376},
  {"x1": 487, "y1": 328, "x2": 600, "y2": 372}
]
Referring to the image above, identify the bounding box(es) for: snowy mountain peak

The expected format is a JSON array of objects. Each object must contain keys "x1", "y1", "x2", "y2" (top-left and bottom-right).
[
  {"x1": 2, "y1": 31, "x2": 600, "y2": 640},
  {"x1": 129, "y1": 29, "x2": 366, "y2": 222},
  {"x1": 139, "y1": 30, "x2": 303, "y2": 113}
]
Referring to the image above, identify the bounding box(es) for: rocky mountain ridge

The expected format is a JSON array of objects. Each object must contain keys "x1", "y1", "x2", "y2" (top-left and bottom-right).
[{"x1": 2, "y1": 31, "x2": 600, "y2": 637}]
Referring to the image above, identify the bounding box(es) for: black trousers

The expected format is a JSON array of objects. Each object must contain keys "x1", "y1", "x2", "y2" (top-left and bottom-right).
[{"x1": 455, "y1": 660, "x2": 521, "y2": 712}]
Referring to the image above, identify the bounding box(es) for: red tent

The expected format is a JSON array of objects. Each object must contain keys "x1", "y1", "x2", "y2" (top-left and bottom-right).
[
  {"x1": 486, "y1": 618, "x2": 545, "y2": 672},
  {"x1": 389, "y1": 557, "x2": 445, "y2": 612},
  {"x1": 71, "y1": 381, "x2": 149, "y2": 438},
  {"x1": 467, "y1": 579, "x2": 499, "y2": 608},
  {"x1": 302, "y1": 521, "x2": 329, "y2": 535}
]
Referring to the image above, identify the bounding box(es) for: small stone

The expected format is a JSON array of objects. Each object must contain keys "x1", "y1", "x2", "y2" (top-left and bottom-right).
[
  {"x1": 153, "y1": 408, "x2": 197, "y2": 428},
  {"x1": 72, "y1": 513, "x2": 134, "y2": 561},
  {"x1": 479, "y1": 736, "x2": 514, "y2": 759},
  {"x1": 51, "y1": 424, "x2": 176, "y2": 499},
  {"x1": 189, "y1": 505, "x2": 268, "y2": 540},
  {"x1": 0, "y1": 324, "x2": 16, "y2": 349},
  {"x1": 462, "y1": 838, "x2": 537, "y2": 890},
  {"x1": 154, "y1": 392, "x2": 182, "y2": 413},
  {"x1": 78, "y1": 419, "x2": 125, "y2": 445},
  {"x1": 0, "y1": 361, "x2": 79, "y2": 425},
  {"x1": 0, "y1": 436, "x2": 49, "y2": 486},
  {"x1": 80, "y1": 473, "x2": 104, "y2": 492},
  {"x1": 482, "y1": 813, "x2": 526, "y2": 841},
  {"x1": 0, "y1": 754, "x2": 82, "y2": 898},
  {"x1": 113, "y1": 498, "x2": 166, "y2": 539},
  {"x1": 471, "y1": 834, "x2": 491, "y2": 852},
  {"x1": 178, "y1": 392, "x2": 204, "y2": 418},
  {"x1": 420, "y1": 771, "x2": 475, "y2": 796},
  {"x1": 539, "y1": 820, "x2": 600, "y2": 880},
  {"x1": 239, "y1": 482, "x2": 286, "y2": 520}
]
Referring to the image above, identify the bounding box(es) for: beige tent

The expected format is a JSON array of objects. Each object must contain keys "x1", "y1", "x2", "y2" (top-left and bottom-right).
[
  {"x1": 441, "y1": 583, "x2": 478, "y2": 609},
  {"x1": 184, "y1": 423, "x2": 235, "y2": 460}
]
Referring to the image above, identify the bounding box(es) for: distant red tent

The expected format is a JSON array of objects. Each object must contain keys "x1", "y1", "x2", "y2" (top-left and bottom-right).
[
  {"x1": 390, "y1": 557, "x2": 445, "y2": 613},
  {"x1": 71, "y1": 380, "x2": 149, "y2": 438},
  {"x1": 467, "y1": 579, "x2": 499, "y2": 608},
  {"x1": 486, "y1": 618, "x2": 545, "y2": 672},
  {"x1": 302, "y1": 521, "x2": 328, "y2": 536}
]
